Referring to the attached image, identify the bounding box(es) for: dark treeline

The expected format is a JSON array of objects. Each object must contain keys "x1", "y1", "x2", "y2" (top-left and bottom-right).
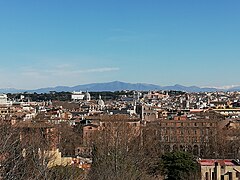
[{"x1": 6, "y1": 90, "x2": 185, "y2": 102}]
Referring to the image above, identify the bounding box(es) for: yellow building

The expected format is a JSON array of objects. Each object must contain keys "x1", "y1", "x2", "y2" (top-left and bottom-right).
[{"x1": 199, "y1": 159, "x2": 240, "y2": 180}]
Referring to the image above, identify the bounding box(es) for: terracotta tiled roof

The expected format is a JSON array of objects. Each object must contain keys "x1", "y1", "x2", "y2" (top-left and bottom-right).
[{"x1": 199, "y1": 159, "x2": 238, "y2": 166}]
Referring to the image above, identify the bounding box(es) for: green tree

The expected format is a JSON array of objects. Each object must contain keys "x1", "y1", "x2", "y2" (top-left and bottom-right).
[{"x1": 161, "y1": 151, "x2": 200, "y2": 180}]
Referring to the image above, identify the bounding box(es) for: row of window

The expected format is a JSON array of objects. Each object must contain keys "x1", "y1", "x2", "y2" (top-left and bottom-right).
[
  {"x1": 159, "y1": 122, "x2": 215, "y2": 127},
  {"x1": 158, "y1": 128, "x2": 214, "y2": 135},
  {"x1": 159, "y1": 135, "x2": 210, "y2": 143},
  {"x1": 0, "y1": 111, "x2": 13, "y2": 114}
]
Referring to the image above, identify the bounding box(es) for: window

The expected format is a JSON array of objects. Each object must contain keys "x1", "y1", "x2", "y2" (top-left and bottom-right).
[{"x1": 205, "y1": 172, "x2": 209, "y2": 180}]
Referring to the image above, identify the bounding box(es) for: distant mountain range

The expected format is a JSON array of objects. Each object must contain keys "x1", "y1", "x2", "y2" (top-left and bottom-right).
[{"x1": 1, "y1": 81, "x2": 240, "y2": 93}]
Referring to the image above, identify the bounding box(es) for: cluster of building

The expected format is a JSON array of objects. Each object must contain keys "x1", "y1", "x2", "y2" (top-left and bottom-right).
[{"x1": 0, "y1": 90, "x2": 240, "y2": 179}]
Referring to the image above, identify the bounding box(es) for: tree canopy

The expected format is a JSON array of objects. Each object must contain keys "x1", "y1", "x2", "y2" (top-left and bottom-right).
[{"x1": 161, "y1": 151, "x2": 199, "y2": 180}]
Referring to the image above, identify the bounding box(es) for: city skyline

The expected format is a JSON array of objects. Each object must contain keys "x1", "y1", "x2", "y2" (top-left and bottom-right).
[{"x1": 0, "y1": 0, "x2": 240, "y2": 89}]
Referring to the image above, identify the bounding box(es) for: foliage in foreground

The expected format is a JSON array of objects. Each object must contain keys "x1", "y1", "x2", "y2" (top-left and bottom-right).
[
  {"x1": 48, "y1": 165, "x2": 85, "y2": 180},
  {"x1": 161, "y1": 151, "x2": 200, "y2": 180}
]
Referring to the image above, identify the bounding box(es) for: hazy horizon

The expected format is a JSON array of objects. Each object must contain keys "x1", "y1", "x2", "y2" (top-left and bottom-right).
[{"x1": 1, "y1": 80, "x2": 240, "y2": 91}]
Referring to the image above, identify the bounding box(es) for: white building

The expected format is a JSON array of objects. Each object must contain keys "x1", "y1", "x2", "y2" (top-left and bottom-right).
[
  {"x1": 85, "y1": 92, "x2": 91, "y2": 101},
  {"x1": 97, "y1": 95, "x2": 105, "y2": 110},
  {"x1": 71, "y1": 91, "x2": 91, "y2": 101},
  {"x1": 0, "y1": 94, "x2": 8, "y2": 105},
  {"x1": 71, "y1": 91, "x2": 85, "y2": 101}
]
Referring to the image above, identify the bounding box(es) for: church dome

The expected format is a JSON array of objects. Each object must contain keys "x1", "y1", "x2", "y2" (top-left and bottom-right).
[
  {"x1": 97, "y1": 95, "x2": 105, "y2": 107},
  {"x1": 85, "y1": 92, "x2": 91, "y2": 101}
]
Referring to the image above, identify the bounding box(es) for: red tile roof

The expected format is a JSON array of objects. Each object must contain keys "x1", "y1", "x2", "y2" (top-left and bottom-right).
[{"x1": 199, "y1": 159, "x2": 237, "y2": 166}]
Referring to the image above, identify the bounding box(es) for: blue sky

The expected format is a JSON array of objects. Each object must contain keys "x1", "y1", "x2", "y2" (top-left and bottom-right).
[{"x1": 0, "y1": 0, "x2": 239, "y2": 89}]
